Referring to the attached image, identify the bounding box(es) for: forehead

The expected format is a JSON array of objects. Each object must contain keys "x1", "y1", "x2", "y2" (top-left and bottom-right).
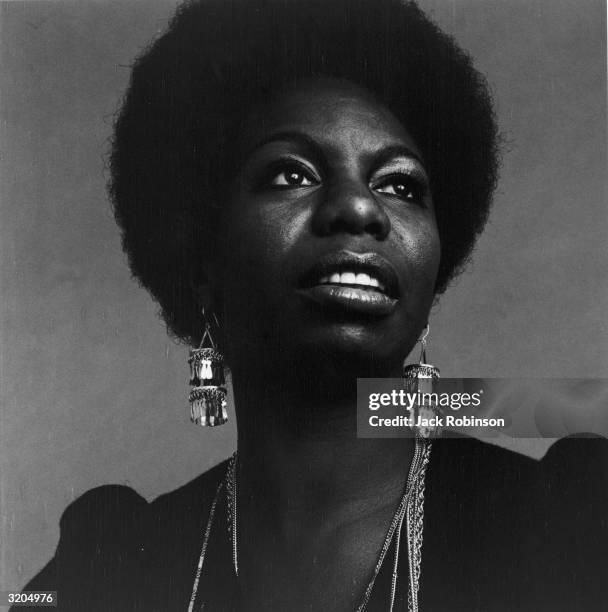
[{"x1": 238, "y1": 78, "x2": 423, "y2": 161}]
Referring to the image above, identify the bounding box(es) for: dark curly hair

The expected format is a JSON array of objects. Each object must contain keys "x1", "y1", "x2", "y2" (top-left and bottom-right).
[{"x1": 110, "y1": 0, "x2": 499, "y2": 344}]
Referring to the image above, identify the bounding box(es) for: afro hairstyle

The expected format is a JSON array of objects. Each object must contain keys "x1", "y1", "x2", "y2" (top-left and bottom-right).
[{"x1": 110, "y1": 0, "x2": 500, "y2": 343}]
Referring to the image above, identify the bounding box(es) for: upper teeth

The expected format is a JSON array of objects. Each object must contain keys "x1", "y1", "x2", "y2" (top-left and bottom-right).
[{"x1": 318, "y1": 271, "x2": 384, "y2": 291}]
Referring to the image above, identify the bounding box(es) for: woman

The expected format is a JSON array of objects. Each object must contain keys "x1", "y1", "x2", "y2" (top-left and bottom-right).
[{"x1": 22, "y1": 0, "x2": 606, "y2": 610}]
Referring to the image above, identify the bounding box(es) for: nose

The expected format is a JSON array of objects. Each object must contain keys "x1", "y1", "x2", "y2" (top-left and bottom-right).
[{"x1": 311, "y1": 177, "x2": 391, "y2": 240}]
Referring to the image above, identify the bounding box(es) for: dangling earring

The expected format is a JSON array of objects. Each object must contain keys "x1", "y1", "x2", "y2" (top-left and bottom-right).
[
  {"x1": 403, "y1": 324, "x2": 441, "y2": 438},
  {"x1": 188, "y1": 310, "x2": 228, "y2": 427}
]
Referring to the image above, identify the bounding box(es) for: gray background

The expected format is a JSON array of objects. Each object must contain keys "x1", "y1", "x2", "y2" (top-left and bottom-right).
[{"x1": 1, "y1": 0, "x2": 606, "y2": 592}]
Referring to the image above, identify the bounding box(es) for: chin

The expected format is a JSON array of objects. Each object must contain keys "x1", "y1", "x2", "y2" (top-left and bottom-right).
[{"x1": 292, "y1": 324, "x2": 407, "y2": 379}]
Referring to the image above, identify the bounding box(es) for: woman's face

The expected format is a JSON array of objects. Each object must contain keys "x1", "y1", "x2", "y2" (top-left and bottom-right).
[{"x1": 214, "y1": 79, "x2": 440, "y2": 382}]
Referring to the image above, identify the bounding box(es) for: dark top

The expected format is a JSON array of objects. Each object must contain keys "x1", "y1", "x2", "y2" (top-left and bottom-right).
[{"x1": 21, "y1": 437, "x2": 608, "y2": 611}]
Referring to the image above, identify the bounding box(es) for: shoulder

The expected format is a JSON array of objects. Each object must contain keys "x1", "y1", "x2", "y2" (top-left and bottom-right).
[
  {"x1": 428, "y1": 435, "x2": 607, "y2": 539},
  {"x1": 143, "y1": 457, "x2": 229, "y2": 557},
  {"x1": 142, "y1": 459, "x2": 231, "y2": 610},
  {"x1": 21, "y1": 460, "x2": 230, "y2": 611},
  {"x1": 540, "y1": 434, "x2": 608, "y2": 486},
  {"x1": 147, "y1": 457, "x2": 229, "y2": 522},
  {"x1": 422, "y1": 436, "x2": 608, "y2": 611},
  {"x1": 20, "y1": 484, "x2": 147, "y2": 611},
  {"x1": 58, "y1": 483, "x2": 148, "y2": 539},
  {"x1": 430, "y1": 433, "x2": 607, "y2": 490}
]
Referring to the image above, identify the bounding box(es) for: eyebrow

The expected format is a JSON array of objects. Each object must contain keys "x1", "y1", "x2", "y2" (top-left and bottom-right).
[
  {"x1": 243, "y1": 130, "x2": 326, "y2": 161},
  {"x1": 243, "y1": 130, "x2": 426, "y2": 171},
  {"x1": 371, "y1": 144, "x2": 426, "y2": 170}
]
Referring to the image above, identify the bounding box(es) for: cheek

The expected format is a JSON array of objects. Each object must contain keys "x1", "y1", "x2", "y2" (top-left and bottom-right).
[
  {"x1": 394, "y1": 213, "x2": 441, "y2": 296},
  {"x1": 217, "y1": 194, "x2": 308, "y2": 300},
  {"x1": 216, "y1": 196, "x2": 312, "y2": 360},
  {"x1": 418, "y1": 223, "x2": 441, "y2": 286}
]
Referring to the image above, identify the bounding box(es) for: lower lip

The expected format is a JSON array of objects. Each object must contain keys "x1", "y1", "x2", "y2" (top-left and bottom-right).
[{"x1": 298, "y1": 285, "x2": 397, "y2": 316}]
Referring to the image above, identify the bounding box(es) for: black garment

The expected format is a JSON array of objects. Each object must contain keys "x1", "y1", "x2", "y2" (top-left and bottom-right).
[{"x1": 21, "y1": 437, "x2": 608, "y2": 611}]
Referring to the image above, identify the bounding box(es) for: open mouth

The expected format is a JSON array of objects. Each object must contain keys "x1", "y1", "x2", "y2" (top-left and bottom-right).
[
  {"x1": 316, "y1": 271, "x2": 387, "y2": 294},
  {"x1": 297, "y1": 252, "x2": 399, "y2": 316}
]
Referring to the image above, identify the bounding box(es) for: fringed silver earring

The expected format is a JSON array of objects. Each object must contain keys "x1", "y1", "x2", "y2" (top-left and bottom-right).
[
  {"x1": 403, "y1": 324, "x2": 441, "y2": 438},
  {"x1": 188, "y1": 310, "x2": 228, "y2": 427}
]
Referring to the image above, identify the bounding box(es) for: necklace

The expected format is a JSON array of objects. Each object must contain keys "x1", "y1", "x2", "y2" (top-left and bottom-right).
[{"x1": 189, "y1": 438, "x2": 432, "y2": 612}]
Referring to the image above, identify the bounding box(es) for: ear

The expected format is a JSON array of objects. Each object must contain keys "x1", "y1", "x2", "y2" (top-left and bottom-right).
[
  {"x1": 190, "y1": 260, "x2": 222, "y2": 319},
  {"x1": 190, "y1": 263, "x2": 229, "y2": 354},
  {"x1": 192, "y1": 280, "x2": 213, "y2": 316},
  {"x1": 188, "y1": 239, "x2": 217, "y2": 294}
]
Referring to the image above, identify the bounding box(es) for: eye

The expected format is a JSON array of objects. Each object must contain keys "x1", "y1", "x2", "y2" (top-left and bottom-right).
[
  {"x1": 266, "y1": 161, "x2": 318, "y2": 189},
  {"x1": 374, "y1": 173, "x2": 426, "y2": 204},
  {"x1": 272, "y1": 170, "x2": 313, "y2": 187}
]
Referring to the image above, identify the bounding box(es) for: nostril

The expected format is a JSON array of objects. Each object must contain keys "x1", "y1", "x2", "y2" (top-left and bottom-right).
[
  {"x1": 364, "y1": 220, "x2": 386, "y2": 239},
  {"x1": 328, "y1": 217, "x2": 359, "y2": 235}
]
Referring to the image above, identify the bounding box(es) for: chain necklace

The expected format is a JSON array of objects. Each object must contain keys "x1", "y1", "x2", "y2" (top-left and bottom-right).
[{"x1": 188, "y1": 438, "x2": 432, "y2": 612}]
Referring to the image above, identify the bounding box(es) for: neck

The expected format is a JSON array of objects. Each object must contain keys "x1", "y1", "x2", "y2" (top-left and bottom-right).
[{"x1": 232, "y1": 375, "x2": 415, "y2": 537}]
